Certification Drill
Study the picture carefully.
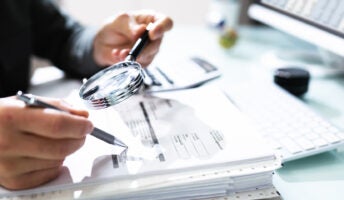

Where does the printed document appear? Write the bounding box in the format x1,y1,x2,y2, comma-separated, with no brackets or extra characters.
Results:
0,85,276,197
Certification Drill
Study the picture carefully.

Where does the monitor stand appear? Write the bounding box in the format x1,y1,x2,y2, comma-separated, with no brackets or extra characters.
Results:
260,48,344,78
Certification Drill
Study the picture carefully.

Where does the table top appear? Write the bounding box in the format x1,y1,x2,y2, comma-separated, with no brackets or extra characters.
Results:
30,25,344,200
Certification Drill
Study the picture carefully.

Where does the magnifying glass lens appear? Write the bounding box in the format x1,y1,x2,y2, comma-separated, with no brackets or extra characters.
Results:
79,23,152,109
79,62,144,109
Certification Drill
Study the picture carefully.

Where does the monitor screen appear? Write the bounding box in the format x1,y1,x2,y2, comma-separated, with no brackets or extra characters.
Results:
248,0,344,57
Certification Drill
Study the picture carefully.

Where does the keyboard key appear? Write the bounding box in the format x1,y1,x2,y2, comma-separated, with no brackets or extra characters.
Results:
336,132,344,140
322,133,341,144
296,138,315,150
313,138,328,147
305,132,319,140
266,139,283,150
279,138,303,154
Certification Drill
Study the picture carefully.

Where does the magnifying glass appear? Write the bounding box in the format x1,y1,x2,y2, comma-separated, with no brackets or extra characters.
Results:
79,23,153,109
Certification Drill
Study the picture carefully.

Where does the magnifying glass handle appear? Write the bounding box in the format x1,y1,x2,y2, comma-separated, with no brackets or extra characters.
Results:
127,23,153,61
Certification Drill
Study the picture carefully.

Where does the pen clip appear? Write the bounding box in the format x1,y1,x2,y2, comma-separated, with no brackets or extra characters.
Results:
17,91,33,104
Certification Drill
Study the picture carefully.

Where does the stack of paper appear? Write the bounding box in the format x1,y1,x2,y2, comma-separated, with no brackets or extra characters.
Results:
0,86,280,199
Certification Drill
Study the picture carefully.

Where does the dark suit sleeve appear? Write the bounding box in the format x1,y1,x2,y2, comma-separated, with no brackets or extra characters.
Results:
31,0,101,78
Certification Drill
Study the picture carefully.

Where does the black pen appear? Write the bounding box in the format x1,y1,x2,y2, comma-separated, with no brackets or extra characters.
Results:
16,91,127,149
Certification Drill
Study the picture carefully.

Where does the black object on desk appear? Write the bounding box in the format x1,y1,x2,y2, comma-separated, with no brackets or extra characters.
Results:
274,67,310,96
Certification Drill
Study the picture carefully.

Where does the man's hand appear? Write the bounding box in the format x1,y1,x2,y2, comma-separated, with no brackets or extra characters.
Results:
93,10,173,67
0,96,93,190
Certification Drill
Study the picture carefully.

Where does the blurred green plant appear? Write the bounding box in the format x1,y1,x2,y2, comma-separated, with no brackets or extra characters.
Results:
219,27,238,49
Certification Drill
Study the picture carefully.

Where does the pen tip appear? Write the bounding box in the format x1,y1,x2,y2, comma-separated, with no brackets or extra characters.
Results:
114,140,128,149
118,143,128,148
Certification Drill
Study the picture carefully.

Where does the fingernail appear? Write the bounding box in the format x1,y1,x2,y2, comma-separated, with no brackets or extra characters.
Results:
60,100,74,109
85,123,94,134
152,28,163,40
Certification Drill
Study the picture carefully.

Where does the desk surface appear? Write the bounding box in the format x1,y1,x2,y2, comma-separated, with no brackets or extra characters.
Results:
30,25,344,200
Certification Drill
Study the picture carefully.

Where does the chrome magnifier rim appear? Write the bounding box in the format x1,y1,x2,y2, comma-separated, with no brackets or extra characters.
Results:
79,61,145,109
85,78,144,109
79,23,153,109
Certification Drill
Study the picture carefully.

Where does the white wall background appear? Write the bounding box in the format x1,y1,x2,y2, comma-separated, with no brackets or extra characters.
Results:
32,0,215,86
60,0,212,26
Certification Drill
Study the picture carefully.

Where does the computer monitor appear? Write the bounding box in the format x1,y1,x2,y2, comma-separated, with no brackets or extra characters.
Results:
248,0,344,76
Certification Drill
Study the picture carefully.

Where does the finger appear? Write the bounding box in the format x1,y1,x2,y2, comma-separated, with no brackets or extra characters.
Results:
108,13,133,39
36,97,89,118
96,45,122,65
1,101,93,139
8,95,90,119
149,16,173,40
24,109,92,139
0,166,61,190
93,13,135,66
99,44,133,66
0,157,63,178
134,12,156,25
136,39,162,67
53,99,88,117
130,10,173,40
100,13,134,43
119,49,131,60
4,132,86,159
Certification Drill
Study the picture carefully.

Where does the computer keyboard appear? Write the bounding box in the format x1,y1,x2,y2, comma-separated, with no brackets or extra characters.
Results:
223,82,344,162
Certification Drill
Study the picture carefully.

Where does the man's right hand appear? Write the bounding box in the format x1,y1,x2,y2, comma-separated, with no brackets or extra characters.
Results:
0,96,93,190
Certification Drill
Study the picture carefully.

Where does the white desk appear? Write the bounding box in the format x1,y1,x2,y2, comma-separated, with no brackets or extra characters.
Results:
30,25,344,200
